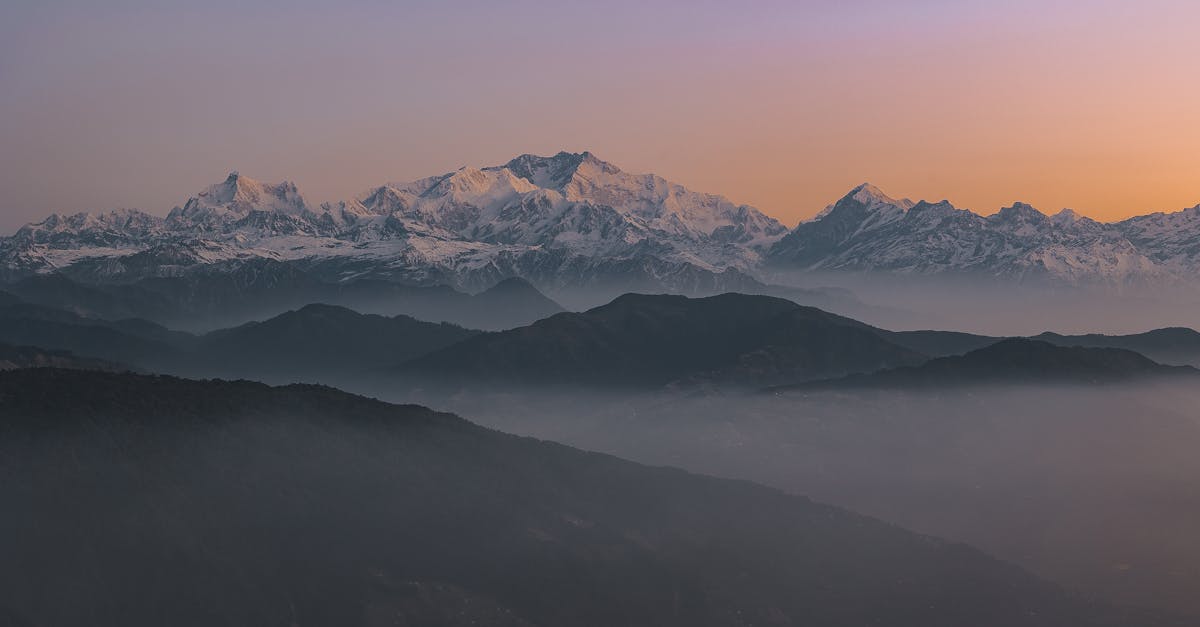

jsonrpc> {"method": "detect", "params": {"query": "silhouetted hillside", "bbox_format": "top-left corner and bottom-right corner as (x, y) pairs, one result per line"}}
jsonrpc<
(0, 303), (184, 369)
(195, 304), (478, 377)
(879, 329), (1001, 358)
(1034, 328), (1200, 366)
(405, 293), (926, 387)
(0, 369), (1175, 627)
(786, 339), (1196, 390)
(3, 272), (564, 332)
(3, 273), (175, 321)
(0, 343), (128, 371)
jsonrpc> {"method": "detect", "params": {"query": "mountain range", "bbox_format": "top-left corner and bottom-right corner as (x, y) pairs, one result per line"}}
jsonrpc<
(0, 368), (1182, 627)
(403, 293), (925, 388)
(1, 153), (784, 295)
(767, 183), (1199, 285)
(4, 153), (1199, 293)
(780, 339), (1199, 391)
(0, 342), (126, 372)
(0, 271), (563, 331)
(4, 288), (1195, 391)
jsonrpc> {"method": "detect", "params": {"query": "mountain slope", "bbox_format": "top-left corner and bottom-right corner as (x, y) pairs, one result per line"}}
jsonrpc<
(3, 273), (177, 321)
(785, 339), (1196, 390)
(873, 326), (1200, 366)
(0, 303), (184, 369)
(0, 343), (129, 371)
(1033, 328), (1200, 366)
(3, 270), (563, 332)
(0, 369), (1177, 627)
(194, 304), (479, 378)
(404, 293), (925, 387)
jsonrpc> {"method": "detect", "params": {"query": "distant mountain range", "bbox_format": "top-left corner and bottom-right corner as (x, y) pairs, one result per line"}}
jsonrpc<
(0, 368), (1180, 627)
(4, 153), (1199, 292)
(0, 296), (481, 381)
(3, 289), (1195, 390)
(0, 342), (127, 372)
(767, 183), (1200, 285)
(0, 271), (563, 331)
(781, 339), (1199, 391)
(875, 326), (1200, 367)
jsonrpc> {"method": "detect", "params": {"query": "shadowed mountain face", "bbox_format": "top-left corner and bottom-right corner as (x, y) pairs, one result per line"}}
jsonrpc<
(6, 285), (1200, 392)
(2, 273), (176, 321)
(0, 343), (128, 371)
(0, 369), (1177, 627)
(878, 327), (1200, 367)
(786, 339), (1197, 390)
(404, 293), (925, 388)
(194, 304), (479, 378)
(0, 299), (481, 381)
(0, 302), (185, 370)
(1033, 328), (1200, 366)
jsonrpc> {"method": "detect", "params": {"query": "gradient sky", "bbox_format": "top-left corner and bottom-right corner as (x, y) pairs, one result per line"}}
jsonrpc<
(2, 0), (1198, 232)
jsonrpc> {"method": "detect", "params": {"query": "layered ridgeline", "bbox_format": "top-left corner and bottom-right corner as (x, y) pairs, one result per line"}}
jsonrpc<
(0, 295), (480, 381)
(0, 291), (918, 386)
(767, 183), (1200, 285)
(0, 369), (1182, 627)
(0, 272), (564, 332)
(781, 339), (1199, 391)
(402, 293), (926, 388)
(1, 153), (785, 294)
(4, 289), (1198, 388)
(5, 158), (1200, 293)
(0, 342), (127, 371)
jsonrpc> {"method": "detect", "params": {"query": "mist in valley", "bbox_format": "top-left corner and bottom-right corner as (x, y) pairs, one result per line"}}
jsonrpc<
(4, 274), (1200, 623)
(364, 380), (1200, 619)
(768, 271), (1200, 337)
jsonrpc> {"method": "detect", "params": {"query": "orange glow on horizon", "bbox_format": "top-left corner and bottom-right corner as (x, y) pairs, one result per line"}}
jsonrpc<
(0, 1), (1197, 229)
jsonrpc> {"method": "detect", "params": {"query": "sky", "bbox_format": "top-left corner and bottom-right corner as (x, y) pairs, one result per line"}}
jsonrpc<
(1, 0), (1198, 232)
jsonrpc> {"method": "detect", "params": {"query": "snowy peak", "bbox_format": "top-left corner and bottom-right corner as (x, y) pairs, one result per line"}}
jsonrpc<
(20, 208), (161, 233)
(169, 172), (310, 227)
(501, 151), (612, 190)
(805, 183), (907, 228)
(423, 166), (538, 202)
(768, 188), (1177, 284)
(989, 202), (1049, 234)
(995, 202), (1046, 220)
(8, 156), (1199, 291)
(847, 182), (909, 209)
(1050, 208), (1082, 227)
(360, 151), (786, 250)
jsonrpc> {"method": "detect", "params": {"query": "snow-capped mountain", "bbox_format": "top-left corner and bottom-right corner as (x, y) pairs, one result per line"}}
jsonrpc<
(0, 152), (787, 291)
(767, 184), (1183, 285)
(4, 159), (1198, 290)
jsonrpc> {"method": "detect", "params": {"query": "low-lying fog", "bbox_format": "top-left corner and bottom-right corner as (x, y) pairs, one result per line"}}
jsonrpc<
(764, 272), (1200, 336)
(362, 381), (1200, 618)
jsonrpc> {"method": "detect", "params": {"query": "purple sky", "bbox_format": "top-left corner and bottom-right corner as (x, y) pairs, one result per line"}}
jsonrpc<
(2, 0), (1198, 231)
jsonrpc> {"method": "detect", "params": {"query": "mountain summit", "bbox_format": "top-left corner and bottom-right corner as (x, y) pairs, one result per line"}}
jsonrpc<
(168, 172), (310, 228)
